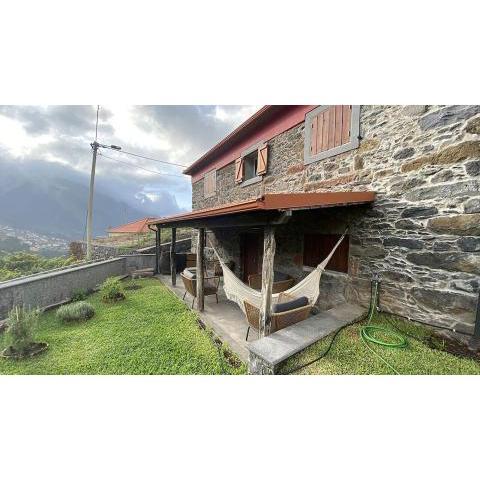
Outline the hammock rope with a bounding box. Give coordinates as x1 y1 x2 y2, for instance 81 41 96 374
208 229 348 313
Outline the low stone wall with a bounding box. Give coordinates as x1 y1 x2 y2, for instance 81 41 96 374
76 238 192 260
0 253 156 319
124 254 156 272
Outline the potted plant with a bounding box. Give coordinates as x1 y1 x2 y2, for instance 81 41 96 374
1 306 48 359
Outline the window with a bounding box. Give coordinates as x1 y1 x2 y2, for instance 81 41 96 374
243 150 257 181
304 105 360 165
204 170 216 198
235 142 268 185
303 233 349 273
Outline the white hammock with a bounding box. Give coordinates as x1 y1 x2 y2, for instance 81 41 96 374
210 231 347 314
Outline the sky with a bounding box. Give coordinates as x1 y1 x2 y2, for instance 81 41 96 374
0 105 259 215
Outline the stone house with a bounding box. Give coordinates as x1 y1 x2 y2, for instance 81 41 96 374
154 105 480 335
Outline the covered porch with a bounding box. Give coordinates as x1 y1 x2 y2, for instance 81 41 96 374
149 191 375 371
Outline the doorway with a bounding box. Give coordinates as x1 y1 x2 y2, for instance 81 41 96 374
240 231 262 282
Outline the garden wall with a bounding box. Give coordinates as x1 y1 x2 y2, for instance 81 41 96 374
0 253 156 320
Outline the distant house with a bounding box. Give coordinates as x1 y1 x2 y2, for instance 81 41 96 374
107 217 156 238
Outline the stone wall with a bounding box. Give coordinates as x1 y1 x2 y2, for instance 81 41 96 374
0 254 156 319
77 238 192 259
192 105 480 333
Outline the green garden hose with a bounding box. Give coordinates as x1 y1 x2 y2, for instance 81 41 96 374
359 277 407 374
282 276 408 375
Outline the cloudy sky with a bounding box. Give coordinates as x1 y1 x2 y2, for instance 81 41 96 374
0 105 259 215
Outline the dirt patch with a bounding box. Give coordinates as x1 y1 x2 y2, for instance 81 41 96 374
427 333 480 360
2 342 49 359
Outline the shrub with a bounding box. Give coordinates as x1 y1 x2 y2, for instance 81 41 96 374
56 301 95 322
71 289 89 302
100 277 126 302
4 306 40 354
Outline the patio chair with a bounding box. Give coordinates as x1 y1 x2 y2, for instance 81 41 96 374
243 292 312 340
248 271 295 294
180 268 220 308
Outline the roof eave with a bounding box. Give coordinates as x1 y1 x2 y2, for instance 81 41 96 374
183 105 276 176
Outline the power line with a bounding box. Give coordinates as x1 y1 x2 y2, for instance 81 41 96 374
102 145 189 168
98 152 186 177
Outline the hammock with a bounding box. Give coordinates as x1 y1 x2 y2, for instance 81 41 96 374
209 230 347 314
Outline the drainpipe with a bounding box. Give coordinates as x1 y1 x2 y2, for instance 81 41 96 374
148 224 160 274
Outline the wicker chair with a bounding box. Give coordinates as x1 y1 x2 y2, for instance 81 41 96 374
243 292 312 340
248 272 295 294
180 271 220 308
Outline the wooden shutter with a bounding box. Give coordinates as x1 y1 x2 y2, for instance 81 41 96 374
303 234 349 273
256 144 268 175
204 170 216 198
234 157 244 183
310 105 352 156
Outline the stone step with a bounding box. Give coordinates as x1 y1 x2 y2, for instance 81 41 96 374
248 302 365 374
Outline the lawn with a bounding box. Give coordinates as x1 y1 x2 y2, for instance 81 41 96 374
0 278 246 375
281 312 480 375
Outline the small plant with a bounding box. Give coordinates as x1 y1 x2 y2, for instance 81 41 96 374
71 288 89 302
2 305 47 358
56 301 95 322
100 277 126 302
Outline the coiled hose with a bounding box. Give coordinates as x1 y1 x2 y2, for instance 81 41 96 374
283 275 408 375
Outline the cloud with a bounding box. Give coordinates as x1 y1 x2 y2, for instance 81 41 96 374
0 105 258 220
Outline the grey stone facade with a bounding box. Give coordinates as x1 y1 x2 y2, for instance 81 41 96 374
191 106 480 333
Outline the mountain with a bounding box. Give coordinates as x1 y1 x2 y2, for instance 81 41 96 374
0 160 173 240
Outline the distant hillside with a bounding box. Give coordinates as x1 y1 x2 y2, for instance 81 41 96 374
0 160 171 240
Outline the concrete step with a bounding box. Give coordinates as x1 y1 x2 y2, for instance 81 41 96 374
248 302 365 374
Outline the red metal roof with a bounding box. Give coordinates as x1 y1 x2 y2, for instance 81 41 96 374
149 192 376 226
107 217 157 234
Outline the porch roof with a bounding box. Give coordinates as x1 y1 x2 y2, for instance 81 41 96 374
149 191 376 228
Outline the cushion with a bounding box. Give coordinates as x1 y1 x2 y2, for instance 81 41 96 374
274 271 291 282
183 268 196 280
272 296 309 314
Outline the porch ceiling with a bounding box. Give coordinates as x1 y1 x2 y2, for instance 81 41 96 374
149 191 376 229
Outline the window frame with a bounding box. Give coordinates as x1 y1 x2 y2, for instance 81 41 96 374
239 140 264 187
203 169 217 198
303 105 361 166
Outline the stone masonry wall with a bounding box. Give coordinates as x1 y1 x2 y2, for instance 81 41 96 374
192 106 480 333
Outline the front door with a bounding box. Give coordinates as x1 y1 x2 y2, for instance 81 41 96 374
240 231 262 282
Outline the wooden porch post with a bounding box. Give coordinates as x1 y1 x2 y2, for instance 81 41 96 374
155 226 161 274
259 225 276 337
170 227 177 286
196 227 205 311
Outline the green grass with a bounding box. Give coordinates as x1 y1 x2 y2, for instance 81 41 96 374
281 312 480 375
0 278 246 375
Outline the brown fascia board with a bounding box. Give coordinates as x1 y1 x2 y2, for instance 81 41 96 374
148 192 376 226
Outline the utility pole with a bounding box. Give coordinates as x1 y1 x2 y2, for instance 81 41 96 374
86 106 100 261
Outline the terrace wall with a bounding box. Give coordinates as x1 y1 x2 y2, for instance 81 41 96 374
0 254 156 319
193 106 480 333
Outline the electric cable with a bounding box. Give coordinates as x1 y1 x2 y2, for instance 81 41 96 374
103 145 188 168
98 152 186 177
